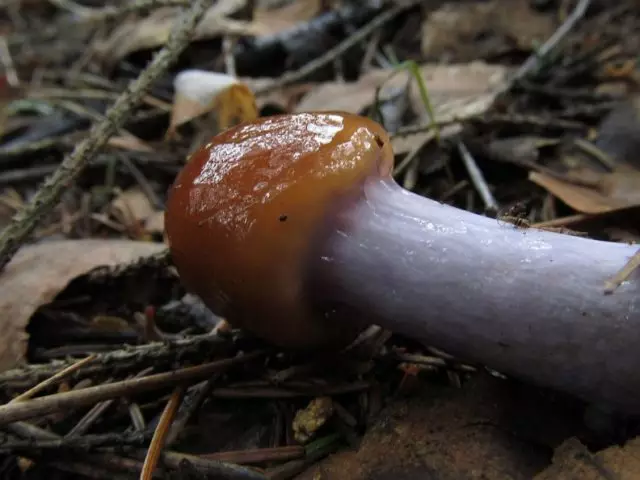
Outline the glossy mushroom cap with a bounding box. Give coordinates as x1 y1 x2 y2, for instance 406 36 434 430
165 112 394 348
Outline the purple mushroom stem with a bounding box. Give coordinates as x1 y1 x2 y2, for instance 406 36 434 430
311 176 640 414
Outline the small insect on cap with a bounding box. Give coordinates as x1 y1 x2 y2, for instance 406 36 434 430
164 111 394 349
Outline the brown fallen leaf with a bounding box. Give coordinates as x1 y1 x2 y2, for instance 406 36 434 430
534 96 640 214
421 0 555 60
529 168 640 215
249 80 314 114
594 95 640 170
253 0 322 37
0 239 165 373
110 187 156 239
295 62 510 125
97 0 265 66
296 63 509 157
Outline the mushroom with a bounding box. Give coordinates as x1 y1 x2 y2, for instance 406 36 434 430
165 111 640 414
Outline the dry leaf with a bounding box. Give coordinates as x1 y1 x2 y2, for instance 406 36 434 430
0 239 165 373
421 0 555 60
530 169 640 214
594 95 640 170
253 0 322 36
530 95 640 215
295 63 509 156
214 83 259 130
168 70 258 137
295 62 510 124
245 77 315 113
110 187 156 239
98 0 265 65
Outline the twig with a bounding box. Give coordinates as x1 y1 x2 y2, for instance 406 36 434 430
1 431 149 452
0 351 265 425
510 0 592 83
0 136 76 161
209 380 371 398
604 250 640 294
223 36 237 77
39 460 133 480
0 36 19 86
140 385 184 480
199 446 304 465
0 332 231 387
47 452 148 479
5 421 61 441
254 0 421 95
66 368 153 437
393 130 435 177
10 354 96 403
0 0 215 272
532 213 590 228
165 379 214 446
456 141 498 212
159 451 267 479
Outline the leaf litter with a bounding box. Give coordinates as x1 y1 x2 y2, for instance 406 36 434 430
2 0 640 479
0 239 164 372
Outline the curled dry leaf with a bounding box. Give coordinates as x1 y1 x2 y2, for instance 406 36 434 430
168 70 258 138
110 187 156 238
0 239 165 373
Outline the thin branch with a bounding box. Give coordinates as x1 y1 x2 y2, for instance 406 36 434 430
0 0 215 272
10 354 96 403
254 0 421 95
510 0 592 84
604 249 640 294
0 351 265 425
456 140 498 211
0 332 231 387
